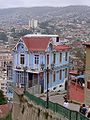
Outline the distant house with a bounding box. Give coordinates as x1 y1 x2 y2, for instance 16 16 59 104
12 34 71 92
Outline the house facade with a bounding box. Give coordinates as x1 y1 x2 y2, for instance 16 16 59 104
84 42 90 105
12 34 71 92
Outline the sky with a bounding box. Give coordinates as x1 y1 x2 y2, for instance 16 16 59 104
0 0 90 8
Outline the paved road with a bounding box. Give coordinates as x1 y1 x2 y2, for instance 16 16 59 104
40 92 80 111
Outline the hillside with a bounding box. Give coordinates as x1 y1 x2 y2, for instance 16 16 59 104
0 5 90 27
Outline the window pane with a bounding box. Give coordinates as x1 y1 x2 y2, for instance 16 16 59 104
60 53 62 62
53 54 56 64
65 52 68 61
53 71 56 82
47 54 49 65
65 68 67 78
20 54 25 64
35 55 39 64
60 70 62 80
56 37 59 42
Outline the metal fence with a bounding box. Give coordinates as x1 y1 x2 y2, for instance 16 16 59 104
25 91 89 120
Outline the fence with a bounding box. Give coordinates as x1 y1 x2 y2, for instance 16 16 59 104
0 110 12 120
25 91 89 120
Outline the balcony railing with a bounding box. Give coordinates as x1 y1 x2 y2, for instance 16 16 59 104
15 63 69 72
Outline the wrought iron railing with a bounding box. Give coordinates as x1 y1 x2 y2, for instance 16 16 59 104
25 91 89 120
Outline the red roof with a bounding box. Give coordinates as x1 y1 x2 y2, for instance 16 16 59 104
54 45 71 51
22 37 51 51
69 70 78 75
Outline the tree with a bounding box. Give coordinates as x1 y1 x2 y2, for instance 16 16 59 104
0 32 8 41
0 90 7 105
11 27 15 33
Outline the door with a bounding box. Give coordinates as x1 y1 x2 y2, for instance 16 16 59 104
28 73 33 87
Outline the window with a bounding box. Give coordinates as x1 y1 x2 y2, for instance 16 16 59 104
65 52 68 61
4 61 6 67
53 71 56 82
56 37 59 42
65 68 68 78
16 71 26 84
60 70 62 80
53 53 56 64
60 53 62 63
1 87 4 90
87 81 90 89
35 55 39 64
1 83 4 86
47 54 49 65
21 45 24 49
20 54 25 64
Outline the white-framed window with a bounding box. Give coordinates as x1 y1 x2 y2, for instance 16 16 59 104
60 70 62 80
20 54 25 64
65 68 68 78
60 53 62 63
16 71 26 84
35 55 39 64
65 52 68 61
53 53 56 64
56 37 59 42
47 54 49 65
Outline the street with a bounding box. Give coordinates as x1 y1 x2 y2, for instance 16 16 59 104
40 92 80 111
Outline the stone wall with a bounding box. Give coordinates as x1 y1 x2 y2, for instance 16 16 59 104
12 90 67 120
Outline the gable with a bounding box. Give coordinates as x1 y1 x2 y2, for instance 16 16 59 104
46 42 53 52
13 39 28 53
17 42 25 52
22 36 51 52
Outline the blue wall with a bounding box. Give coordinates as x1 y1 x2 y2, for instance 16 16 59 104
13 40 70 92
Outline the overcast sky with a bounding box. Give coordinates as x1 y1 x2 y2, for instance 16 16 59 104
0 0 90 8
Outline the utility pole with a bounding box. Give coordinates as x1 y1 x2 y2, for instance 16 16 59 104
23 67 27 94
46 66 49 108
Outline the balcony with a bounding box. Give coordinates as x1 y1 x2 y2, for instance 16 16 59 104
15 64 41 73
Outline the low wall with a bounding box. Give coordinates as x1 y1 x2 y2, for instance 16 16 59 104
68 81 84 103
12 88 67 120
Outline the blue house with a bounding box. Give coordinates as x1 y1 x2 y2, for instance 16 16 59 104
12 34 71 92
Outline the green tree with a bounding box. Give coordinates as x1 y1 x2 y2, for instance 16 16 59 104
0 90 7 105
11 27 15 33
0 32 8 41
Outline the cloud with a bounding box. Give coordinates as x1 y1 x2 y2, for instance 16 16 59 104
0 0 90 8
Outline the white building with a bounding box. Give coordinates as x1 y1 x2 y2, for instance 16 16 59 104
0 80 7 95
29 19 38 29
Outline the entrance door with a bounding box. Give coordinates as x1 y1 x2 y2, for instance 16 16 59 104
28 73 33 87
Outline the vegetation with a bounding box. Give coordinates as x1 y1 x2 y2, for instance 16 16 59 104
0 90 7 105
0 32 8 41
11 28 32 38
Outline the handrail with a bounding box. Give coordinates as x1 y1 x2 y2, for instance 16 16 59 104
25 91 89 120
